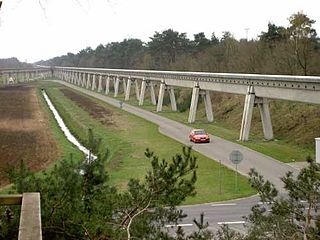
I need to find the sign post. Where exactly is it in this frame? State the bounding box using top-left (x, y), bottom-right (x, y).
top-left (229, 150), bottom-right (243, 192)
top-left (316, 138), bottom-right (320, 163)
top-left (219, 159), bottom-right (222, 195)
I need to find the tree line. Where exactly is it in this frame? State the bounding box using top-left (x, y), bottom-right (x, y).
top-left (0, 58), bottom-right (32, 69)
top-left (39, 12), bottom-right (320, 76)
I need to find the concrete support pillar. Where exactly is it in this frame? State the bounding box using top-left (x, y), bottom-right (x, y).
top-left (68, 72), bottom-right (71, 82)
top-left (239, 86), bottom-right (255, 141)
top-left (77, 72), bottom-right (82, 86)
top-left (86, 74), bottom-right (91, 89)
top-left (202, 90), bottom-right (214, 122)
top-left (105, 76), bottom-right (110, 95)
top-left (139, 79), bottom-right (147, 106)
top-left (114, 76), bottom-right (120, 97)
top-left (169, 87), bottom-right (177, 111)
top-left (257, 97), bottom-right (274, 140)
top-left (135, 80), bottom-right (140, 100)
top-left (156, 81), bottom-right (166, 112)
top-left (316, 138), bottom-right (320, 163)
top-left (97, 75), bottom-right (103, 92)
top-left (125, 77), bottom-right (132, 101)
top-left (70, 72), bottom-right (73, 83)
top-left (149, 82), bottom-right (157, 105)
top-left (74, 72), bottom-right (77, 84)
top-left (92, 74), bottom-right (96, 91)
top-left (78, 72), bottom-right (81, 85)
top-left (156, 82), bottom-right (177, 112)
top-left (122, 79), bottom-right (127, 95)
top-left (71, 72), bottom-right (75, 84)
top-left (82, 73), bottom-right (86, 87)
top-left (188, 85), bottom-right (200, 123)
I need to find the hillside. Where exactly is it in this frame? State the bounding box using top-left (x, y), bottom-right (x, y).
top-left (190, 91), bottom-right (320, 148)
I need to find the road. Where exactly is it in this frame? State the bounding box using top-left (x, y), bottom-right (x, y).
top-left (52, 80), bottom-right (301, 233)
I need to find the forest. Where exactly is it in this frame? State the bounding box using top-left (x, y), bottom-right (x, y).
top-left (38, 12), bottom-right (320, 76)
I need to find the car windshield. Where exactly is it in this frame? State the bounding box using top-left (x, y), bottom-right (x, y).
top-left (194, 130), bottom-right (206, 135)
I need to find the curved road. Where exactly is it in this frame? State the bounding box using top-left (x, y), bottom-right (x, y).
top-left (52, 80), bottom-right (301, 232)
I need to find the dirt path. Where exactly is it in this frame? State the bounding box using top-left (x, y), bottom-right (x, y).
top-left (0, 85), bottom-right (58, 184)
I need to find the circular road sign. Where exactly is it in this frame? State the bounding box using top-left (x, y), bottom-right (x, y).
top-left (229, 150), bottom-right (243, 165)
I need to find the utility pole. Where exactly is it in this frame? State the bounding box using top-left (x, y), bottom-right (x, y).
top-left (0, 1), bottom-right (2, 10)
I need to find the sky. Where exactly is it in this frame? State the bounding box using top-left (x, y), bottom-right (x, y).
top-left (0, 0), bottom-right (319, 63)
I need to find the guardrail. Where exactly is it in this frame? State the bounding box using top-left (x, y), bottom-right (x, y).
top-left (0, 193), bottom-right (42, 240)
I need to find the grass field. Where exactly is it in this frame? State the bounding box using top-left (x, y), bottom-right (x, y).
top-left (39, 81), bottom-right (256, 204)
top-left (35, 83), bottom-right (84, 165)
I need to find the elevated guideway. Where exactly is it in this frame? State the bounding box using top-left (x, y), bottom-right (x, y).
top-left (53, 66), bottom-right (320, 141)
top-left (0, 66), bottom-right (51, 83)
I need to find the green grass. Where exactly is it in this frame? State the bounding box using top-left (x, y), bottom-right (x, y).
top-left (120, 96), bottom-right (314, 163)
top-left (40, 81), bottom-right (255, 204)
top-left (35, 83), bottom-right (84, 166)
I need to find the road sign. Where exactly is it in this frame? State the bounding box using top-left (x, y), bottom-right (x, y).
top-left (229, 150), bottom-right (243, 165)
top-left (229, 150), bottom-right (243, 192)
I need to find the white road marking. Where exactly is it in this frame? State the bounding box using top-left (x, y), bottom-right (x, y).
top-left (258, 201), bottom-right (273, 205)
top-left (211, 203), bottom-right (237, 207)
top-left (217, 221), bottom-right (245, 225)
top-left (165, 223), bottom-right (193, 228)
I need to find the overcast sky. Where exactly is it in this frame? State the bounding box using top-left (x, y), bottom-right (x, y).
top-left (0, 0), bottom-right (319, 63)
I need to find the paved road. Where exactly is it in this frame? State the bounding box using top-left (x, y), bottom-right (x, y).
top-left (52, 80), bottom-right (300, 232)
top-left (177, 196), bottom-right (261, 234)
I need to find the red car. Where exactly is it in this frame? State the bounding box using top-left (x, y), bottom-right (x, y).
top-left (189, 129), bottom-right (210, 143)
